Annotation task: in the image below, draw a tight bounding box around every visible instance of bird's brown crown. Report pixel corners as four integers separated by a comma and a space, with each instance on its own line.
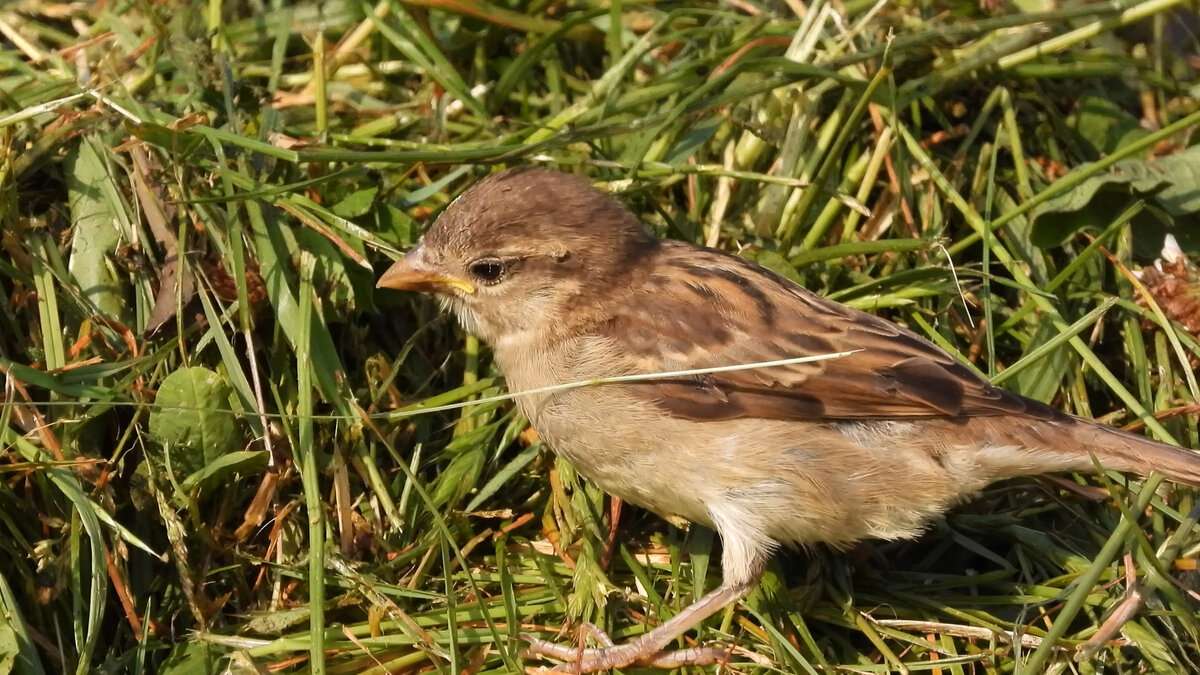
422, 167, 652, 269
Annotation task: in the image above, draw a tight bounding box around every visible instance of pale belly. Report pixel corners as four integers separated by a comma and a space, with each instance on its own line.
520, 386, 980, 549
495, 338, 981, 550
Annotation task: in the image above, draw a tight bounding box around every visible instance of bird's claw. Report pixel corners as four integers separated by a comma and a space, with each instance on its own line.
520, 629, 739, 672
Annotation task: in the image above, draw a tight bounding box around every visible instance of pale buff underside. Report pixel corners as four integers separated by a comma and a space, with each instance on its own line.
487, 330, 1090, 587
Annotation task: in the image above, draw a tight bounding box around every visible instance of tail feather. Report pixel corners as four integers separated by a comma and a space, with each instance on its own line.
967, 415, 1200, 487
1083, 423, 1200, 487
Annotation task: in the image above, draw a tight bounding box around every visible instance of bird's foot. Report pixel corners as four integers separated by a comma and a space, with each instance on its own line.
520, 624, 740, 672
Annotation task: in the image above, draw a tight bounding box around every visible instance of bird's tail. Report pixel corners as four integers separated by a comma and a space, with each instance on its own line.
1079, 422, 1200, 487
967, 415, 1200, 487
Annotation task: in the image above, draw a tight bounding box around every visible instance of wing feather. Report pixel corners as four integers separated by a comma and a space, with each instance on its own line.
601, 242, 1057, 422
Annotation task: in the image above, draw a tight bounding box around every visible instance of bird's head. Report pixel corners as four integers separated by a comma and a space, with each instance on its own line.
377, 167, 652, 342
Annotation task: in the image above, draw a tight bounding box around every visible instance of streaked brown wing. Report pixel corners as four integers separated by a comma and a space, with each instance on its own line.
602, 242, 1057, 422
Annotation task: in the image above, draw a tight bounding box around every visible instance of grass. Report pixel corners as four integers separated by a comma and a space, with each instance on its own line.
1, 0, 1199, 673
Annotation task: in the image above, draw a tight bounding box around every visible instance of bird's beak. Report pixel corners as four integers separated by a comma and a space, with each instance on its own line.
376, 244, 475, 294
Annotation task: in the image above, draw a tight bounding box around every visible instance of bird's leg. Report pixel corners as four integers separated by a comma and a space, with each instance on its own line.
521, 520, 771, 672
521, 577, 757, 672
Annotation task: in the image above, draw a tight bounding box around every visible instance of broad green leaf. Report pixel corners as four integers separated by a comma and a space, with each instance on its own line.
66, 135, 134, 324
1011, 319, 1069, 403
1030, 145, 1200, 246
749, 248, 805, 284
1071, 94, 1150, 159
149, 366, 242, 474
0, 571, 44, 675
295, 228, 364, 315
158, 640, 218, 675
0, 623, 17, 674
330, 186, 379, 218
374, 203, 416, 246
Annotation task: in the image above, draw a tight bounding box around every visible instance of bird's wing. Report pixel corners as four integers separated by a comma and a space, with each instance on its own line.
597, 243, 1056, 422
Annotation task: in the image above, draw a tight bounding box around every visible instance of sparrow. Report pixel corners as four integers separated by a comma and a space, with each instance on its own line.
377, 166, 1200, 672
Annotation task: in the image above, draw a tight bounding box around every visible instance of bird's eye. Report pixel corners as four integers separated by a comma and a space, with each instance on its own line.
468, 258, 505, 284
